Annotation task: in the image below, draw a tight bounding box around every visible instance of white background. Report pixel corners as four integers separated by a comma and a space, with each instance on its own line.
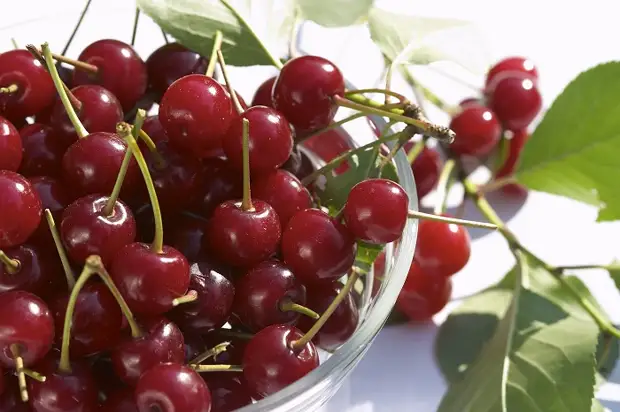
3, 0, 620, 411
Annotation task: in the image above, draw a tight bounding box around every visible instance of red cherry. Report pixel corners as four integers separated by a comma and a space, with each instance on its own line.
146, 43, 208, 99
414, 215, 471, 278
487, 75, 542, 131
252, 169, 312, 228
29, 176, 73, 246
165, 213, 207, 262
223, 86, 249, 111
396, 260, 452, 321
18, 123, 66, 178
0, 243, 64, 298
251, 76, 276, 108
191, 158, 241, 218
100, 387, 138, 412
281, 146, 315, 181
135, 363, 211, 412
243, 324, 318, 398
302, 127, 353, 174
282, 208, 356, 285
0, 376, 31, 411
0, 171, 42, 248
0, 115, 22, 172
403, 142, 441, 200
485, 56, 538, 88
449, 104, 502, 157
204, 375, 252, 412
495, 130, 530, 197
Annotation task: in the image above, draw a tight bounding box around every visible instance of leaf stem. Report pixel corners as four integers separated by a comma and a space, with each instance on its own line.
279, 298, 320, 319
44, 209, 76, 290
407, 210, 497, 230
62, 0, 92, 55
205, 30, 223, 78
216, 50, 243, 114
0, 250, 20, 274
433, 159, 456, 215
131, 8, 140, 47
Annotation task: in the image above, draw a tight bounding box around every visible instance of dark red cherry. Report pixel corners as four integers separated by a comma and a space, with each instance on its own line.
449, 103, 502, 157
205, 375, 252, 412
0, 171, 42, 248
111, 243, 190, 315
252, 169, 312, 228
281, 146, 315, 181
403, 142, 442, 200
243, 324, 318, 397
0, 50, 56, 119
141, 115, 168, 144
485, 56, 538, 89
159, 74, 234, 157
61, 132, 139, 198
0, 371, 4, 400
99, 388, 138, 412
343, 178, 408, 244
0, 115, 22, 172
28, 351, 99, 412
414, 215, 471, 278
29, 176, 73, 245
191, 157, 241, 218
396, 260, 452, 321
302, 127, 353, 174
0, 243, 63, 298
51, 85, 123, 147
50, 281, 122, 357
0, 376, 31, 411
0, 290, 54, 368
182, 332, 207, 363
282, 208, 356, 285
222, 87, 248, 111
165, 213, 207, 262
487, 75, 542, 131
73, 39, 147, 111
19, 123, 66, 178
111, 317, 184, 386
90, 355, 124, 397
169, 262, 234, 334
135, 363, 211, 412
251, 76, 276, 108
223, 106, 293, 175
146, 43, 208, 99
60, 195, 136, 266
273, 55, 344, 134
207, 200, 281, 268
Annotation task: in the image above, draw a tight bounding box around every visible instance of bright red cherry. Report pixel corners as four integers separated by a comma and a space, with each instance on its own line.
396, 260, 452, 321
302, 127, 353, 174
282, 208, 356, 285
0, 171, 42, 248
251, 76, 276, 108
18, 123, 66, 178
403, 142, 442, 200
414, 215, 471, 277
0, 115, 22, 172
485, 56, 538, 89
0, 243, 63, 298
252, 169, 312, 228
135, 363, 211, 412
449, 103, 502, 157
243, 324, 318, 398
205, 375, 252, 412
100, 388, 138, 412
487, 75, 542, 131
191, 157, 241, 218
146, 42, 208, 99
29, 176, 73, 245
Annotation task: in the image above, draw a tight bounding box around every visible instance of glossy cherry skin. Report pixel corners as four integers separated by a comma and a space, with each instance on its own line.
282, 208, 356, 285
251, 76, 276, 108
191, 157, 241, 218
0, 50, 56, 119
273, 56, 344, 135
0, 290, 54, 368
111, 243, 190, 315
73, 39, 147, 111
396, 260, 452, 321
147, 43, 208, 98
485, 56, 538, 89
165, 213, 208, 262
28, 351, 99, 412
135, 363, 211, 412
487, 75, 542, 131
61, 195, 136, 266
252, 169, 312, 228
414, 215, 471, 278
159, 74, 234, 156
282, 146, 315, 181
243, 324, 318, 398
0, 243, 63, 298
0, 376, 33, 411
170, 261, 235, 334
205, 376, 253, 412
139, 115, 168, 149
344, 178, 408, 244
19, 123, 66, 178
0, 115, 22, 172
449, 104, 502, 157
50, 85, 124, 147
29, 176, 73, 245
0, 171, 42, 248
302, 127, 353, 174
99, 388, 138, 412
495, 130, 530, 196
403, 141, 442, 200
111, 317, 185, 386
207, 200, 281, 268
298, 282, 359, 351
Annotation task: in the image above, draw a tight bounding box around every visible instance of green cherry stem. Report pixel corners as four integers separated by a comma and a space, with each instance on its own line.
191, 364, 243, 373
11, 38, 19, 49
241, 118, 253, 211
131, 8, 140, 47
216, 50, 244, 114
137, 129, 166, 167
172, 290, 198, 306
61, 0, 92, 55
295, 112, 365, 144
433, 158, 456, 215
407, 210, 497, 230
205, 30, 223, 78
11, 343, 29, 401
161, 29, 170, 44
0, 84, 18, 94
555, 263, 620, 272
45, 209, 76, 290
189, 341, 232, 365
0, 250, 20, 274
406, 139, 426, 164
279, 298, 320, 319
344, 88, 409, 105
478, 175, 518, 194
22, 368, 46, 382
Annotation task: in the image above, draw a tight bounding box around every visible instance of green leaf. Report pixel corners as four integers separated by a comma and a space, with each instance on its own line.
591, 400, 605, 412
296, 0, 373, 27
516, 62, 620, 221
137, 0, 294, 67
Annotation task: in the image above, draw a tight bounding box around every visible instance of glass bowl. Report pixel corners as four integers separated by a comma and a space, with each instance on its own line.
1, 3, 418, 411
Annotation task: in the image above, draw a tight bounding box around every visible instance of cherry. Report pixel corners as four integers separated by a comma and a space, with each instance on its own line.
0, 243, 63, 298
0, 115, 22, 171
159, 74, 234, 157
396, 260, 452, 321
272, 55, 344, 134
485, 56, 538, 89
0, 370, 4, 397
111, 317, 184, 386
165, 213, 208, 262
141, 115, 168, 144
487, 75, 542, 131
449, 103, 502, 157
72, 39, 147, 111
0, 377, 32, 411
459, 97, 481, 108
170, 261, 235, 334
60, 194, 136, 266
495, 130, 530, 196
204, 375, 252, 412
282, 208, 356, 285
146, 43, 208, 99
182, 332, 208, 363
403, 142, 441, 200
343, 178, 408, 244
252, 169, 312, 228
0, 171, 42, 248
29, 176, 73, 245
191, 157, 241, 218
302, 127, 353, 174
282, 146, 315, 181
0, 50, 55, 119
251, 76, 276, 108
243, 324, 318, 397
18, 123, 66, 178
100, 388, 138, 412
135, 363, 211, 412
414, 215, 471, 278
222, 87, 248, 111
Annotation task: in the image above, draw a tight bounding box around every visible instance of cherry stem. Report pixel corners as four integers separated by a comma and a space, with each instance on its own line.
295, 112, 365, 144
406, 139, 426, 164
171, 290, 198, 307
10, 344, 28, 402
279, 298, 320, 319
378, 131, 413, 171
11, 38, 19, 49
407, 210, 496, 230
41, 43, 88, 138
189, 341, 231, 365
61, 0, 92, 55
217, 329, 254, 340
205, 30, 223, 78
478, 175, 518, 194
0, 250, 20, 274
45, 209, 76, 290
291, 268, 361, 351
555, 263, 620, 273
0, 84, 18, 94
45, 50, 98, 74
344, 88, 409, 106
191, 364, 243, 373
131, 8, 140, 47
161, 29, 170, 44
433, 158, 456, 215
22, 369, 46, 382
237, 118, 253, 211
137, 129, 166, 168
216, 50, 244, 114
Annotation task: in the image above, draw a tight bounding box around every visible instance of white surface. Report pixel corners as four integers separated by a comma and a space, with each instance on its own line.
3, 0, 620, 411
